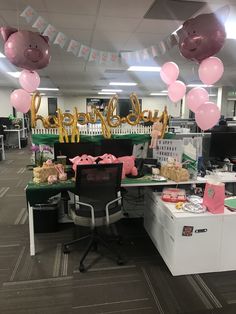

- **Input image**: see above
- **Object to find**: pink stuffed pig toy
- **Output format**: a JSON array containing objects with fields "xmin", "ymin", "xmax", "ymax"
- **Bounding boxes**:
[
  {"xmin": 116, "ymin": 156, "xmax": 138, "ymax": 179},
  {"xmin": 0, "ymin": 27, "xmax": 50, "ymax": 70},
  {"xmin": 69, "ymin": 154, "xmax": 96, "ymax": 172},
  {"xmin": 97, "ymin": 154, "xmax": 117, "ymax": 164}
]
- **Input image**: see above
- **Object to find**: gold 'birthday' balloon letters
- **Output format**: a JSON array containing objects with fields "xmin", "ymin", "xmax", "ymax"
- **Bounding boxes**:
[{"xmin": 30, "ymin": 92, "xmax": 169, "ymax": 142}]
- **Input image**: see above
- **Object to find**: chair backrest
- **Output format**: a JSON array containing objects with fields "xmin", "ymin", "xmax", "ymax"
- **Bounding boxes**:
[{"xmin": 75, "ymin": 163, "xmax": 123, "ymax": 207}]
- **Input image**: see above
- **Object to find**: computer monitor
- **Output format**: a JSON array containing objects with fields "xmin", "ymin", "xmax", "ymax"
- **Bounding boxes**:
[
  {"xmin": 209, "ymin": 132, "xmax": 236, "ymax": 160},
  {"xmin": 100, "ymin": 139, "xmax": 133, "ymax": 157},
  {"xmin": 54, "ymin": 142, "xmax": 97, "ymax": 165}
]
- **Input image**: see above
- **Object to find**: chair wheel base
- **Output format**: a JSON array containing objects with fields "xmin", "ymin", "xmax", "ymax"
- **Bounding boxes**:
[{"xmin": 79, "ymin": 263, "xmax": 85, "ymax": 272}]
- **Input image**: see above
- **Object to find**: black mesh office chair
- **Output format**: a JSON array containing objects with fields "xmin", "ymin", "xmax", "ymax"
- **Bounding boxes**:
[{"xmin": 63, "ymin": 163, "xmax": 124, "ymax": 272}]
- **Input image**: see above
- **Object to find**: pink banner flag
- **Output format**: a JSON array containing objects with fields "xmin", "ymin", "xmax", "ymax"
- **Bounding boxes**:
[
  {"xmin": 20, "ymin": 6, "xmax": 37, "ymax": 23},
  {"xmin": 54, "ymin": 32, "xmax": 67, "ymax": 48},
  {"xmin": 99, "ymin": 51, "xmax": 108, "ymax": 64},
  {"xmin": 142, "ymin": 48, "xmax": 150, "ymax": 60},
  {"xmin": 110, "ymin": 52, "xmax": 119, "ymax": 63},
  {"xmin": 43, "ymin": 24, "xmax": 57, "ymax": 42},
  {"xmin": 67, "ymin": 40, "xmax": 80, "ymax": 56},
  {"xmin": 32, "ymin": 16, "xmax": 47, "ymax": 33},
  {"xmin": 78, "ymin": 44, "xmax": 90, "ymax": 60},
  {"xmin": 89, "ymin": 49, "xmax": 100, "ymax": 62},
  {"xmin": 150, "ymin": 46, "xmax": 159, "ymax": 58}
]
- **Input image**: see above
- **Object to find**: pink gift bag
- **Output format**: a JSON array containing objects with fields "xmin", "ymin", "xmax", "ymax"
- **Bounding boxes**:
[{"xmin": 203, "ymin": 181, "xmax": 225, "ymax": 214}]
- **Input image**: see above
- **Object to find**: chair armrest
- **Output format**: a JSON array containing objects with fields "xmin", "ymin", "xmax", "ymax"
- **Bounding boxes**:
[
  {"xmin": 76, "ymin": 201, "xmax": 95, "ymax": 227},
  {"xmin": 105, "ymin": 196, "xmax": 122, "ymax": 225}
]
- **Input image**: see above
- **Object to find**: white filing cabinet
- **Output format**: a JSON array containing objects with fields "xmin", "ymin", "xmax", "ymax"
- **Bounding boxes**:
[{"xmin": 144, "ymin": 189, "xmax": 236, "ymax": 276}]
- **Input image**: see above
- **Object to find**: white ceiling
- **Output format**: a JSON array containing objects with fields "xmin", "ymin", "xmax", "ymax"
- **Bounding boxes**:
[{"xmin": 0, "ymin": 0, "xmax": 236, "ymax": 97}]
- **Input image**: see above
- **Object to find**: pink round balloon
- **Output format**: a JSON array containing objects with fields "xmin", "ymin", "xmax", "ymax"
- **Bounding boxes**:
[
  {"xmin": 10, "ymin": 89, "xmax": 31, "ymax": 113},
  {"xmin": 198, "ymin": 57, "xmax": 224, "ymax": 85},
  {"xmin": 186, "ymin": 87, "xmax": 209, "ymax": 113},
  {"xmin": 195, "ymin": 102, "xmax": 221, "ymax": 131},
  {"xmin": 168, "ymin": 80, "xmax": 186, "ymax": 102},
  {"xmin": 160, "ymin": 62, "xmax": 179, "ymax": 85},
  {"xmin": 19, "ymin": 70, "xmax": 40, "ymax": 92}
]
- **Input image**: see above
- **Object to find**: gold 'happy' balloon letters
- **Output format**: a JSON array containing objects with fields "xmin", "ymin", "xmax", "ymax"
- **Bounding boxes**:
[{"xmin": 30, "ymin": 92, "xmax": 169, "ymax": 142}]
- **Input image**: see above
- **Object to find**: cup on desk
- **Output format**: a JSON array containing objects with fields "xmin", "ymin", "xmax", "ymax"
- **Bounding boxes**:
[{"xmin": 56, "ymin": 155, "xmax": 67, "ymax": 166}]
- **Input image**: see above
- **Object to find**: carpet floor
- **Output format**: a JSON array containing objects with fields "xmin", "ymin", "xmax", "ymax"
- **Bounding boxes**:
[{"xmin": 1, "ymin": 146, "xmax": 236, "ymax": 313}]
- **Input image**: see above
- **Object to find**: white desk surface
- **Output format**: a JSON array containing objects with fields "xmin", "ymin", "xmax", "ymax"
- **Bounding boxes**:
[
  {"xmin": 121, "ymin": 172, "xmax": 236, "ymax": 187},
  {"xmin": 157, "ymin": 196, "xmax": 235, "ymax": 219}
]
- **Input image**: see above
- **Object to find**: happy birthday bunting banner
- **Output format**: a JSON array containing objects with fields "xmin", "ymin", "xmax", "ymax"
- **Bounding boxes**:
[
  {"xmin": 78, "ymin": 44, "xmax": 90, "ymax": 60},
  {"xmin": 20, "ymin": 5, "xmax": 179, "ymax": 65},
  {"xmin": 99, "ymin": 51, "xmax": 108, "ymax": 64},
  {"xmin": 89, "ymin": 49, "xmax": 101, "ymax": 62},
  {"xmin": 32, "ymin": 16, "xmax": 47, "ymax": 33},
  {"xmin": 43, "ymin": 24, "xmax": 57, "ymax": 42},
  {"xmin": 20, "ymin": 6, "xmax": 37, "ymax": 23},
  {"xmin": 54, "ymin": 32, "xmax": 67, "ymax": 48},
  {"xmin": 67, "ymin": 40, "xmax": 80, "ymax": 56}
]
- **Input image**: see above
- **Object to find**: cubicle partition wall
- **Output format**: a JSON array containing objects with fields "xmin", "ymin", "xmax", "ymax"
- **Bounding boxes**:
[{"xmin": 54, "ymin": 139, "xmax": 135, "ymax": 164}]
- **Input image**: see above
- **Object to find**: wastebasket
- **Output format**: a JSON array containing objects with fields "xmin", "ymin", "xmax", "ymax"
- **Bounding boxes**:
[
  {"xmin": 20, "ymin": 137, "xmax": 28, "ymax": 148},
  {"xmin": 33, "ymin": 197, "xmax": 60, "ymax": 233}
]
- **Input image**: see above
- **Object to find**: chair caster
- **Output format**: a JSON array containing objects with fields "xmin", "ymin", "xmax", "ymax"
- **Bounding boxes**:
[
  {"xmin": 79, "ymin": 263, "xmax": 85, "ymax": 272},
  {"xmin": 63, "ymin": 245, "xmax": 70, "ymax": 254},
  {"xmin": 117, "ymin": 257, "xmax": 124, "ymax": 265}
]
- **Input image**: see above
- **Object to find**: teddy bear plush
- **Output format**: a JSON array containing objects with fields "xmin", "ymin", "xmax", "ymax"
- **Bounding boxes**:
[{"xmin": 149, "ymin": 121, "xmax": 163, "ymax": 149}]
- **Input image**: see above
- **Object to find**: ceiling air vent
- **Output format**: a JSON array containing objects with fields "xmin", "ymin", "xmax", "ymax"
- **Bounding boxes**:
[{"xmin": 144, "ymin": 0, "xmax": 206, "ymax": 20}]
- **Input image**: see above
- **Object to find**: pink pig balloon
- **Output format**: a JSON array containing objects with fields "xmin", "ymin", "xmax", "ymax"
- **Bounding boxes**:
[
  {"xmin": 177, "ymin": 6, "xmax": 229, "ymax": 63},
  {"xmin": 10, "ymin": 89, "xmax": 31, "ymax": 113},
  {"xmin": 186, "ymin": 87, "xmax": 209, "ymax": 113},
  {"xmin": 168, "ymin": 80, "xmax": 186, "ymax": 103},
  {"xmin": 160, "ymin": 62, "xmax": 179, "ymax": 85},
  {"xmin": 195, "ymin": 102, "xmax": 220, "ymax": 131},
  {"xmin": 0, "ymin": 27, "xmax": 50, "ymax": 70},
  {"xmin": 19, "ymin": 70, "xmax": 40, "ymax": 92},
  {"xmin": 198, "ymin": 57, "xmax": 224, "ymax": 85}
]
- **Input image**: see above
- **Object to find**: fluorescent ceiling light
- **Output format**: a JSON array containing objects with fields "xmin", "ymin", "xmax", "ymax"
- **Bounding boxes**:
[
  {"xmin": 0, "ymin": 52, "xmax": 5, "ymax": 58},
  {"xmin": 187, "ymin": 84, "xmax": 213, "ymax": 87},
  {"xmin": 101, "ymin": 89, "xmax": 123, "ymax": 92},
  {"xmin": 225, "ymin": 21, "xmax": 236, "ymax": 39},
  {"xmin": 209, "ymin": 94, "xmax": 217, "ymax": 97},
  {"xmin": 150, "ymin": 93, "xmax": 168, "ymax": 96},
  {"xmin": 109, "ymin": 82, "xmax": 137, "ymax": 86},
  {"xmin": 98, "ymin": 92, "xmax": 116, "ymax": 95},
  {"xmin": 37, "ymin": 87, "xmax": 59, "ymax": 91},
  {"xmin": 128, "ymin": 66, "xmax": 161, "ymax": 72},
  {"xmin": 7, "ymin": 71, "xmax": 21, "ymax": 78}
]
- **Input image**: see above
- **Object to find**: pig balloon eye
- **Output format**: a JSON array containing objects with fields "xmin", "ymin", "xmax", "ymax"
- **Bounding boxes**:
[
  {"xmin": 29, "ymin": 44, "xmax": 32, "ymax": 48},
  {"xmin": 35, "ymin": 45, "xmax": 38, "ymax": 48}
]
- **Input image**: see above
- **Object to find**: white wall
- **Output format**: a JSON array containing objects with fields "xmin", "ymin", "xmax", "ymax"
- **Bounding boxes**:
[
  {"xmin": 38, "ymin": 95, "xmax": 181, "ymax": 118},
  {"xmin": 0, "ymin": 88, "xmax": 14, "ymax": 117},
  {"xmin": 0, "ymin": 88, "xmax": 230, "ymax": 121}
]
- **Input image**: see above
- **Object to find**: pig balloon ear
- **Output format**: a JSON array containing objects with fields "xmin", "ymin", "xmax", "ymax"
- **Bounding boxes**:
[
  {"xmin": 215, "ymin": 5, "xmax": 230, "ymax": 24},
  {"xmin": 40, "ymin": 35, "xmax": 49, "ymax": 43},
  {"xmin": 0, "ymin": 27, "xmax": 17, "ymax": 42}
]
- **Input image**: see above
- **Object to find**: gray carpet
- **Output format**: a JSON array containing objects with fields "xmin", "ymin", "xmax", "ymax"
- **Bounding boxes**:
[{"xmin": 1, "ymin": 146, "xmax": 236, "ymax": 313}]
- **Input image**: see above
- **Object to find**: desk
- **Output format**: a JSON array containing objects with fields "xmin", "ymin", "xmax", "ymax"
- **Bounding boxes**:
[
  {"xmin": 0, "ymin": 135, "xmax": 5, "ymax": 160},
  {"xmin": 4, "ymin": 128, "xmax": 27, "ymax": 149},
  {"xmin": 26, "ymin": 173, "xmax": 236, "ymax": 256},
  {"xmin": 145, "ymin": 193, "xmax": 236, "ymax": 275}
]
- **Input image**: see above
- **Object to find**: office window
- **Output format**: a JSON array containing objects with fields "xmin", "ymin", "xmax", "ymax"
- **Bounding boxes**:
[{"xmin": 48, "ymin": 98, "xmax": 58, "ymax": 115}]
